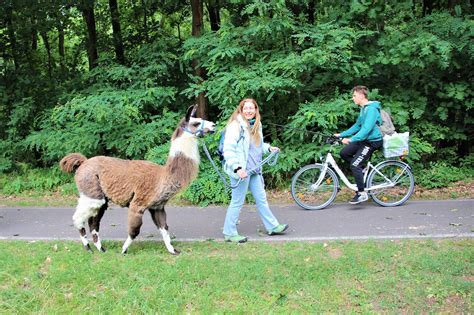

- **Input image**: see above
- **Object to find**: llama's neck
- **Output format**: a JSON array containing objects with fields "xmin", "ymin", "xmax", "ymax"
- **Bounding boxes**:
[
  {"xmin": 164, "ymin": 153, "xmax": 199, "ymax": 192},
  {"xmin": 165, "ymin": 135, "xmax": 200, "ymax": 190},
  {"xmin": 168, "ymin": 135, "xmax": 200, "ymax": 165}
]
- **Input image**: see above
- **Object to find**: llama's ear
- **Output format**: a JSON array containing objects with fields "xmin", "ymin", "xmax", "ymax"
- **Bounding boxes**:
[{"xmin": 185, "ymin": 104, "xmax": 198, "ymax": 121}]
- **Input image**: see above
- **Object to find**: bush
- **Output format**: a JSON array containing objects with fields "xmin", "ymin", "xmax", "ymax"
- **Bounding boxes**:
[
  {"xmin": 180, "ymin": 160, "xmax": 231, "ymax": 207},
  {"xmin": 415, "ymin": 162, "xmax": 474, "ymax": 189},
  {"xmin": 0, "ymin": 165, "xmax": 72, "ymax": 195}
]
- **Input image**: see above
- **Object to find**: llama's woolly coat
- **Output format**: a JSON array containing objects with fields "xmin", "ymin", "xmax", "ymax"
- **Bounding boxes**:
[
  {"xmin": 60, "ymin": 118, "xmax": 199, "ymax": 210},
  {"xmin": 75, "ymin": 155, "xmax": 197, "ymax": 208}
]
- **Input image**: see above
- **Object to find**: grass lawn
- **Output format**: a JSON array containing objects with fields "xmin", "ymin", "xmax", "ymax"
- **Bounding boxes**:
[{"xmin": 0, "ymin": 239, "xmax": 472, "ymax": 313}]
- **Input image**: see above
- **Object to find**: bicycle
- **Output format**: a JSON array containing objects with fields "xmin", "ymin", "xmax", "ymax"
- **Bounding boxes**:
[{"xmin": 291, "ymin": 136, "xmax": 414, "ymax": 210}]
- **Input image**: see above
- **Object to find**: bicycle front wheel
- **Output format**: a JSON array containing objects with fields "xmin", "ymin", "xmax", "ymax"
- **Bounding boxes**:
[
  {"xmin": 291, "ymin": 164, "xmax": 338, "ymax": 210},
  {"xmin": 367, "ymin": 160, "xmax": 414, "ymax": 207}
]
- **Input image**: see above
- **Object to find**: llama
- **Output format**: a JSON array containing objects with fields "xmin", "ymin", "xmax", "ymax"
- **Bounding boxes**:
[{"xmin": 59, "ymin": 105, "xmax": 215, "ymax": 255}]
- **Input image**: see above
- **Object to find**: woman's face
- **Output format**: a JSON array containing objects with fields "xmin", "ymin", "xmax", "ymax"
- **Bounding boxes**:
[{"xmin": 242, "ymin": 101, "xmax": 256, "ymax": 120}]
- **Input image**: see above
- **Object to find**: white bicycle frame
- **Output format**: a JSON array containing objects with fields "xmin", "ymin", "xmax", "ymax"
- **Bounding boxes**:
[{"xmin": 312, "ymin": 152, "xmax": 408, "ymax": 192}]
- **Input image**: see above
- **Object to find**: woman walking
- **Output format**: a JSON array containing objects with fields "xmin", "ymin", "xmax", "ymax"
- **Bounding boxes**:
[{"xmin": 222, "ymin": 98, "xmax": 288, "ymax": 243}]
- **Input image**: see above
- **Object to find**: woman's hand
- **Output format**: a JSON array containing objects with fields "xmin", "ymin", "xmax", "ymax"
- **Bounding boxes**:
[
  {"xmin": 334, "ymin": 133, "xmax": 340, "ymax": 137},
  {"xmin": 270, "ymin": 146, "xmax": 280, "ymax": 153},
  {"xmin": 237, "ymin": 169, "xmax": 248, "ymax": 179},
  {"xmin": 342, "ymin": 138, "xmax": 351, "ymax": 145}
]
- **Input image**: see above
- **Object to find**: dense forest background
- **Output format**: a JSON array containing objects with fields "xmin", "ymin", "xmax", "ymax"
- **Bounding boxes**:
[{"xmin": 1, "ymin": 0, "xmax": 472, "ymax": 204}]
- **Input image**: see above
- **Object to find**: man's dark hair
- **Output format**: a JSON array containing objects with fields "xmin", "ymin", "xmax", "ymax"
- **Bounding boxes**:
[{"xmin": 352, "ymin": 85, "xmax": 368, "ymax": 98}]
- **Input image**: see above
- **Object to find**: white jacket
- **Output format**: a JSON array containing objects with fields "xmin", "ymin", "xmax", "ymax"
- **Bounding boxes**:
[{"xmin": 223, "ymin": 114, "xmax": 271, "ymax": 179}]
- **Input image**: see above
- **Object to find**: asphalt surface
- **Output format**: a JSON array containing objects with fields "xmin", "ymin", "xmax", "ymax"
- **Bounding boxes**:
[{"xmin": 0, "ymin": 199, "xmax": 472, "ymax": 243}]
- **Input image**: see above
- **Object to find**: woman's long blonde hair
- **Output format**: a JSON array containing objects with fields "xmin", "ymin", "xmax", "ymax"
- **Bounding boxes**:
[{"xmin": 227, "ymin": 98, "xmax": 261, "ymax": 146}]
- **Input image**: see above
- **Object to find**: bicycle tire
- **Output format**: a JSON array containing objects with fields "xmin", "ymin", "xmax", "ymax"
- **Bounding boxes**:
[
  {"xmin": 291, "ymin": 164, "xmax": 339, "ymax": 210},
  {"xmin": 367, "ymin": 160, "xmax": 414, "ymax": 207}
]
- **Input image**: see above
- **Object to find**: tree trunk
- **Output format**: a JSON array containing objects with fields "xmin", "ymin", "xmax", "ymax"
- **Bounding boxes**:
[
  {"xmin": 288, "ymin": 3, "xmax": 301, "ymax": 19},
  {"xmin": 190, "ymin": 0, "xmax": 208, "ymax": 119},
  {"xmin": 448, "ymin": 0, "xmax": 460, "ymax": 15},
  {"xmin": 177, "ymin": 23, "xmax": 182, "ymax": 42},
  {"xmin": 5, "ymin": 3, "xmax": 19, "ymax": 70},
  {"xmin": 206, "ymin": 1, "xmax": 221, "ymax": 32},
  {"xmin": 31, "ymin": 28, "xmax": 38, "ymax": 50},
  {"xmin": 109, "ymin": 0, "xmax": 125, "ymax": 64},
  {"xmin": 80, "ymin": 0, "xmax": 99, "ymax": 70},
  {"xmin": 58, "ymin": 22, "xmax": 65, "ymax": 70},
  {"xmin": 141, "ymin": 0, "xmax": 149, "ymax": 43},
  {"xmin": 423, "ymin": 0, "xmax": 434, "ymax": 16},
  {"xmin": 307, "ymin": 0, "xmax": 316, "ymax": 24},
  {"xmin": 40, "ymin": 31, "xmax": 53, "ymax": 77},
  {"xmin": 28, "ymin": 14, "xmax": 38, "ymax": 68}
]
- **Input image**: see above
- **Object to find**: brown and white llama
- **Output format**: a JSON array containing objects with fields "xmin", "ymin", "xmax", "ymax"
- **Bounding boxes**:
[{"xmin": 59, "ymin": 105, "xmax": 215, "ymax": 255}]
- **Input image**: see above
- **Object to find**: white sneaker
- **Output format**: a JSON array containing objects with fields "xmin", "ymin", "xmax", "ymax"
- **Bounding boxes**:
[{"xmin": 349, "ymin": 192, "xmax": 368, "ymax": 204}]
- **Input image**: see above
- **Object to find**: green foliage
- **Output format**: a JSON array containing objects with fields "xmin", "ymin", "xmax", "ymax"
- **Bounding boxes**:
[
  {"xmin": 1, "ymin": 0, "xmax": 473, "ymax": 203},
  {"xmin": 20, "ymin": 36, "xmax": 184, "ymax": 165},
  {"xmin": 415, "ymin": 161, "xmax": 474, "ymax": 189},
  {"xmin": 0, "ymin": 140, "xmax": 15, "ymax": 172},
  {"xmin": 183, "ymin": 7, "xmax": 368, "ymax": 117},
  {"xmin": 180, "ymin": 161, "xmax": 231, "ymax": 207},
  {"xmin": 181, "ymin": 2, "xmax": 473, "ymax": 196},
  {"xmin": 25, "ymin": 93, "xmax": 179, "ymax": 163},
  {"xmin": 0, "ymin": 164, "xmax": 72, "ymax": 195},
  {"xmin": 145, "ymin": 143, "xmax": 172, "ymax": 166}
]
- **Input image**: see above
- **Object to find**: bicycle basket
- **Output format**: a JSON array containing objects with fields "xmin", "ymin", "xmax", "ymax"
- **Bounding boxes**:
[{"xmin": 383, "ymin": 132, "xmax": 409, "ymax": 158}]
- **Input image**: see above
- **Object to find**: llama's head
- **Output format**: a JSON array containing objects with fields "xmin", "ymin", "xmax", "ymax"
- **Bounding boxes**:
[
  {"xmin": 176, "ymin": 105, "xmax": 215, "ymax": 139},
  {"xmin": 169, "ymin": 105, "xmax": 215, "ymax": 165}
]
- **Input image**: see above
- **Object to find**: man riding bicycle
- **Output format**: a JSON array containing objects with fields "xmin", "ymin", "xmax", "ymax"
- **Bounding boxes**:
[{"xmin": 335, "ymin": 85, "xmax": 383, "ymax": 204}]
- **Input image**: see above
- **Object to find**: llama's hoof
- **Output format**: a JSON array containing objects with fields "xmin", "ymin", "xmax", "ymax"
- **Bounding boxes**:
[
  {"xmin": 121, "ymin": 249, "xmax": 128, "ymax": 255},
  {"xmin": 84, "ymin": 244, "xmax": 93, "ymax": 253},
  {"xmin": 171, "ymin": 249, "xmax": 180, "ymax": 255},
  {"xmin": 99, "ymin": 246, "xmax": 106, "ymax": 253}
]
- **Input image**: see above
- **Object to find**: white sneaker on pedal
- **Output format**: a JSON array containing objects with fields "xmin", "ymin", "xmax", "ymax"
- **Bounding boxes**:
[{"xmin": 349, "ymin": 192, "xmax": 368, "ymax": 204}]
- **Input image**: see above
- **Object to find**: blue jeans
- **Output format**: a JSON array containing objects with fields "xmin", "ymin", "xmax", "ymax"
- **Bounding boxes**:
[{"xmin": 223, "ymin": 174, "xmax": 279, "ymax": 236}]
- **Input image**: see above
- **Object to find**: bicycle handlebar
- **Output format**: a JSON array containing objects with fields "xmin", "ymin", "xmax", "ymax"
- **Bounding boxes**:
[{"xmin": 325, "ymin": 135, "xmax": 342, "ymax": 145}]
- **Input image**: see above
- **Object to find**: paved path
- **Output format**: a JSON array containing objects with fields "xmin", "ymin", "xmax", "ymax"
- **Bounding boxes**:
[{"xmin": 0, "ymin": 199, "xmax": 472, "ymax": 243}]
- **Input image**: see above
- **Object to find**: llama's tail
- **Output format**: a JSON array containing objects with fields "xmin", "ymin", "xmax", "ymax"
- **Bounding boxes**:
[{"xmin": 59, "ymin": 153, "xmax": 87, "ymax": 173}]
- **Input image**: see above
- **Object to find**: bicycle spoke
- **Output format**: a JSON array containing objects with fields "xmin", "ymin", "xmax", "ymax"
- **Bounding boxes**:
[
  {"xmin": 367, "ymin": 161, "xmax": 414, "ymax": 207},
  {"xmin": 291, "ymin": 164, "xmax": 338, "ymax": 210}
]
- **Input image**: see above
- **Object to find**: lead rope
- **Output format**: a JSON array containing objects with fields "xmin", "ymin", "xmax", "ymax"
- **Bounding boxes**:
[{"xmin": 201, "ymin": 142, "xmax": 279, "ymax": 189}]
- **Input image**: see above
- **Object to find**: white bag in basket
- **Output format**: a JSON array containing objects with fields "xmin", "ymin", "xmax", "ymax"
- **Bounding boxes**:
[{"xmin": 383, "ymin": 132, "xmax": 409, "ymax": 158}]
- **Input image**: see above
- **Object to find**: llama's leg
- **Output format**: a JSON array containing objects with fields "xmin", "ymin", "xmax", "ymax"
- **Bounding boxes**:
[
  {"xmin": 122, "ymin": 207, "xmax": 145, "ymax": 255},
  {"xmin": 78, "ymin": 228, "xmax": 92, "ymax": 253},
  {"xmin": 88, "ymin": 201, "xmax": 107, "ymax": 252},
  {"xmin": 149, "ymin": 208, "xmax": 179, "ymax": 255},
  {"xmin": 72, "ymin": 194, "xmax": 106, "ymax": 252}
]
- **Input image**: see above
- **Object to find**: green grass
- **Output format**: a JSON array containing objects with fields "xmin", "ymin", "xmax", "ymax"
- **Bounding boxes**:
[{"xmin": 0, "ymin": 240, "xmax": 472, "ymax": 313}]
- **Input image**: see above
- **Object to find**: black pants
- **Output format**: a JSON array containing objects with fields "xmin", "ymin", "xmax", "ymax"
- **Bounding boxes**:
[{"xmin": 340, "ymin": 140, "xmax": 383, "ymax": 192}]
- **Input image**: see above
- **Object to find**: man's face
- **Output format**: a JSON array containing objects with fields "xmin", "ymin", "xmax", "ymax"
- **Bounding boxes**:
[{"xmin": 352, "ymin": 91, "xmax": 366, "ymax": 106}]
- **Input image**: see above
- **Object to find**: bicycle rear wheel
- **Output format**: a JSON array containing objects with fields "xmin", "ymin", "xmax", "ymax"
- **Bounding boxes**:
[
  {"xmin": 367, "ymin": 160, "xmax": 414, "ymax": 207},
  {"xmin": 291, "ymin": 164, "xmax": 338, "ymax": 210}
]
